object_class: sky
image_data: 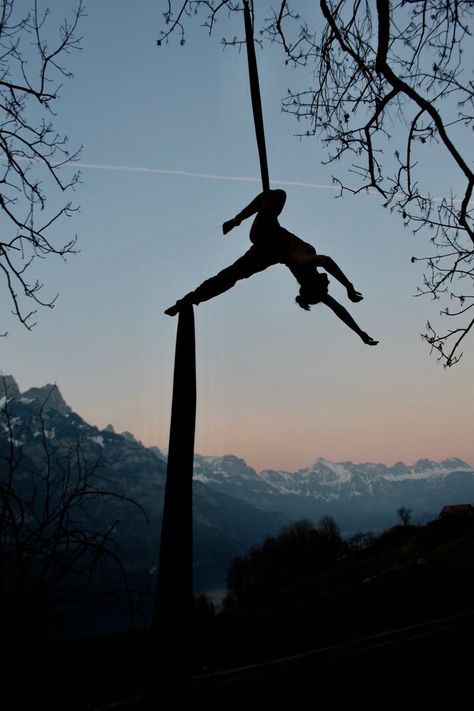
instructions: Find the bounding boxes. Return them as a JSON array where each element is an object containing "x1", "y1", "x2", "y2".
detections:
[{"x1": 1, "y1": 0, "x2": 473, "y2": 472}]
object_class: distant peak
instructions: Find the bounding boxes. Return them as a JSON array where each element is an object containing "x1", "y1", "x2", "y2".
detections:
[
  {"x1": 414, "y1": 458, "x2": 437, "y2": 469},
  {"x1": 440, "y1": 457, "x2": 472, "y2": 470},
  {"x1": 149, "y1": 446, "x2": 167, "y2": 461},
  {"x1": 21, "y1": 383, "x2": 71, "y2": 415},
  {"x1": 0, "y1": 375, "x2": 20, "y2": 399},
  {"x1": 120, "y1": 431, "x2": 141, "y2": 445}
]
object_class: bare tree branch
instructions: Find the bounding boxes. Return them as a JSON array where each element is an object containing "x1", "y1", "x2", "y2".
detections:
[{"x1": 0, "y1": 0, "x2": 84, "y2": 334}]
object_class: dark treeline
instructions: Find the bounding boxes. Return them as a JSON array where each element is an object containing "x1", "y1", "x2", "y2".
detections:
[
  {"x1": 193, "y1": 508, "x2": 474, "y2": 680},
  {"x1": 224, "y1": 517, "x2": 345, "y2": 606}
]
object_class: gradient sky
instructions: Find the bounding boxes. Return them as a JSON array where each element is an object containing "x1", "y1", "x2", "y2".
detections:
[{"x1": 2, "y1": 1, "x2": 473, "y2": 471}]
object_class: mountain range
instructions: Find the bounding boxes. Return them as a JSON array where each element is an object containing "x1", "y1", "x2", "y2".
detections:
[
  {"x1": 194, "y1": 453, "x2": 474, "y2": 534},
  {"x1": 1, "y1": 375, "x2": 473, "y2": 606}
]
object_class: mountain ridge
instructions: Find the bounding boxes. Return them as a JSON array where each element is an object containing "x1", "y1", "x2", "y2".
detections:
[
  {"x1": 4, "y1": 375, "x2": 470, "y2": 476},
  {"x1": 193, "y1": 452, "x2": 474, "y2": 535},
  {"x1": 3, "y1": 374, "x2": 473, "y2": 540}
]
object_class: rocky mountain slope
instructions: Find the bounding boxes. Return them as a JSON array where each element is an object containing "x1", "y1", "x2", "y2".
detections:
[
  {"x1": 2, "y1": 375, "x2": 473, "y2": 603},
  {"x1": 0, "y1": 376, "x2": 285, "y2": 602}
]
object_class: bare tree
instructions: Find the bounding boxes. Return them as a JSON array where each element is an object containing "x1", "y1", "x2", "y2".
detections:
[
  {"x1": 160, "y1": 1, "x2": 474, "y2": 365},
  {"x1": 0, "y1": 0, "x2": 83, "y2": 335},
  {"x1": 348, "y1": 530, "x2": 375, "y2": 551},
  {"x1": 0, "y1": 378, "x2": 144, "y2": 643},
  {"x1": 397, "y1": 506, "x2": 412, "y2": 526},
  {"x1": 318, "y1": 514, "x2": 341, "y2": 540}
]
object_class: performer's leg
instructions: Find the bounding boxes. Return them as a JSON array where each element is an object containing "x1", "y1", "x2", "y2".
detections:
[
  {"x1": 322, "y1": 294, "x2": 378, "y2": 345},
  {"x1": 223, "y1": 189, "x2": 286, "y2": 235},
  {"x1": 249, "y1": 190, "x2": 287, "y2": 243},
  {"x1": 165, "y1": 250, "x2": 272, "y2": 315}
]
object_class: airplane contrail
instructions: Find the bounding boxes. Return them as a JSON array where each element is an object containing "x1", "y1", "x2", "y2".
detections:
[
  {"x1": 9, "y1": 158, "x2": 472, "y2": 205},
  {"x1": 70, "y1": 163, "x2": 473, "y2": 205},
  {"x1": 71, "y1": 161, "x2": 341, "y2": 191}
]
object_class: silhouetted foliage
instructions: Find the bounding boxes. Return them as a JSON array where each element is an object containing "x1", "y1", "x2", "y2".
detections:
[
  {"x1": 161, "y1": 1, "x2": 474, "y2": 365},
  {"x1": 193, "y1": 593, "x2": 216, "y2": 618},
  {"x1": 225, "y1": 517, "x2": 346, "y2": 605},
  {"x1": 64, "y1": 514, "x2": 474, "y2": 709},
  {"x1": 397, "y1": 506, "x2": 412, "y2": 526},
  {"x1": 373, "y1": 523, "x2": 419, "y2": 550},
  {"x1": 0, "y1": 0, "x2": 83, "y2": 334},
  {"x1": 348, "y1": 530, "x2": 375, "y2": 552}
]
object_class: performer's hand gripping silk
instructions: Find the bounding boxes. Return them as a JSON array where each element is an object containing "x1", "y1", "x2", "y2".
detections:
[{"x1": 165, "y1": 190, "x2": 378, "y2": 346}]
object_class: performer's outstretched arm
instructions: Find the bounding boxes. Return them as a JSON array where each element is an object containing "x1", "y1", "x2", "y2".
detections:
[
  {"x1": 322, "y1": 294, "x2": 378, "y2": 345},
  {"x1": 311, "y1": 255, "x2": 363, "y2": 303}
]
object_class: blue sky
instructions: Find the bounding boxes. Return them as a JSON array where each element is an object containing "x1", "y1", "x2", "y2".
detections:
[{"x1": 2, "y1": 1, "x2": 472, "y2": 471}]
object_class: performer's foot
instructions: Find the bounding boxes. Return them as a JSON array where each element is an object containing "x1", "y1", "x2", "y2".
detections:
[
  {"x1": 222, "y1": 217, "x2": 240, "y2": 235},
  {"x1": 361, "y1": 332, "x2": 379, "y2": 346},
  {"x1": 164, "y1": 303, "x2": 180, "y2": 316},
  {"x1": 348, "y1": 286, "x2": 363, "y2": 302},
  {"x1": 165, "y1": 296, "x2": 195, "y2": 316}
]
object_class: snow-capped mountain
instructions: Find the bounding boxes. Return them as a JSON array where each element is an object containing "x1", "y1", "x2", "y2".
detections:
[
  {"x1": 2, "y1": 374, "x2": 473, "y2": 594},
  {"x1": 193, "y1": 455, "x2": 474, "y2": 533},
  {"x1": 3, "y1": 375, "x2": 472, "y2": 536}
]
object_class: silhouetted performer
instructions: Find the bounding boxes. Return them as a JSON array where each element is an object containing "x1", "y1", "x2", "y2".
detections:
[{"x1": 165, "y1": 190, "x2": 378, "y2": 345}]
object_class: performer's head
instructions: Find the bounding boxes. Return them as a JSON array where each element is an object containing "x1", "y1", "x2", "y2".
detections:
[{"x1": 295, "y1": 273, "x2": 329, "y2": 311}]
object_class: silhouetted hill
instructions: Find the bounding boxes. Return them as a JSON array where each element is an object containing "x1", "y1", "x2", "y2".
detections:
[
  {"x1": 196, "y1": 512, "x2": 474, "y2": 677},
  {"x1": 30, "y1": 513, "x2": 474, "y2": 711}
]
